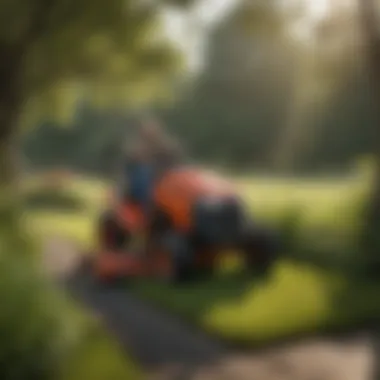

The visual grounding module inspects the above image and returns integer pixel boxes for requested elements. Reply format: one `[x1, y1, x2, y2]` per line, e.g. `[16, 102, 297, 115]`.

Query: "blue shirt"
[128, 163, 153, 204]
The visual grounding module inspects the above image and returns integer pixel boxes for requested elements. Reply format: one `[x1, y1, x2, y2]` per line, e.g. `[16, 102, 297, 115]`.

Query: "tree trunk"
[272, 96, 314, 173]
[0, 44, 25, 243]
[357, 0, 380, 275]
[0, 45, 23, 175]
[0, 100, 21, 186]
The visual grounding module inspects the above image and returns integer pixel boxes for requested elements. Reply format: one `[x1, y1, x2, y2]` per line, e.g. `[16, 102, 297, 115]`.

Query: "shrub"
[0, 234, 84, 380]
[24, 188, 86, 213]
[274, 206, 303, 256]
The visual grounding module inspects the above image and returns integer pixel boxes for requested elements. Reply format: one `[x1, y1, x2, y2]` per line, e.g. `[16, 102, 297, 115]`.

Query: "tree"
[22, 104, 137, 176]
[357, 0, 380, 272]
[161, 0, 297, 170]
[0, 0, 186, 185]
[272, 2, 362, 172]
[0, 0, 190, 247]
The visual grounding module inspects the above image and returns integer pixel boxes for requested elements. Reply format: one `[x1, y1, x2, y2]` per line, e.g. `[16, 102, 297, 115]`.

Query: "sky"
[162, 0, 334, 71]
[162, 0, 238, 70]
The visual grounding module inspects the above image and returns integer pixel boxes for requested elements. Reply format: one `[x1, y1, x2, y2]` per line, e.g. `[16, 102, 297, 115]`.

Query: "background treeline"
[23, 1, 377, 176]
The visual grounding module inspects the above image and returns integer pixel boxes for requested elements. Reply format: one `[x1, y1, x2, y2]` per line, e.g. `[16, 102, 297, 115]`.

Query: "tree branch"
[359, 0, 380, 42]
[21, 0, 57, 49]
[359, 0, 380, 136]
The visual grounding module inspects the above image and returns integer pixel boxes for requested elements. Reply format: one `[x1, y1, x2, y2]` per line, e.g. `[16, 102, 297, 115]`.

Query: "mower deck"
[92, 246, 244, 283]
[93, 248, 179, 282]
[94, 251, 148, 280]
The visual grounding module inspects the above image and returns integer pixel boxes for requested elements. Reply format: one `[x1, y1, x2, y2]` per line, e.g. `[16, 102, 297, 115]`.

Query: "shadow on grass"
[131, 271, 264, 326]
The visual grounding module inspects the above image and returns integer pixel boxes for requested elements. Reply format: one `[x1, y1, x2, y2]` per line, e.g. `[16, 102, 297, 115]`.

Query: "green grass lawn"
[62, 319, 142, 380]
[26, 210, 98, 250]
[24, 174, 380, 347]
[23, 176, 105, 250]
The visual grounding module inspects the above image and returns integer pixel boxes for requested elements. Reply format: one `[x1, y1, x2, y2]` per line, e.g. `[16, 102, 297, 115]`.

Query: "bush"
[351, 155, 376, 182]
[24, 188, 86, 213]
[275, 206, 303, 255]
[0, 239, 84, 380]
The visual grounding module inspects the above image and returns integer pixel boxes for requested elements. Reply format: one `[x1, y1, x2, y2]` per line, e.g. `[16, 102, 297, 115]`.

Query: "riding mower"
[89, 166, 280, 285]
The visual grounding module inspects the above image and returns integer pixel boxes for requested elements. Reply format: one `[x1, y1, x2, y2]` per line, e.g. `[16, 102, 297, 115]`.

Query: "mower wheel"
[158, 232, 194, 284]
[96, 274, 127, 288]
[99, 211, 129, 250]
[243, 225, 280, 276]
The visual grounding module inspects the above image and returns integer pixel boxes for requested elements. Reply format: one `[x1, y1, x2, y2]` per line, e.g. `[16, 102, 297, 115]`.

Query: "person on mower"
[122, 142, 152, 214]
[120, 118, 185, 215]
[138, 118, 185, 177]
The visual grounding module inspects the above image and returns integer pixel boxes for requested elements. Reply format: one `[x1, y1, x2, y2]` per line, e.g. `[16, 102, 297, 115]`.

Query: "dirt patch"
[43, 237, 81, 279]
[149, 335, 375, 380]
